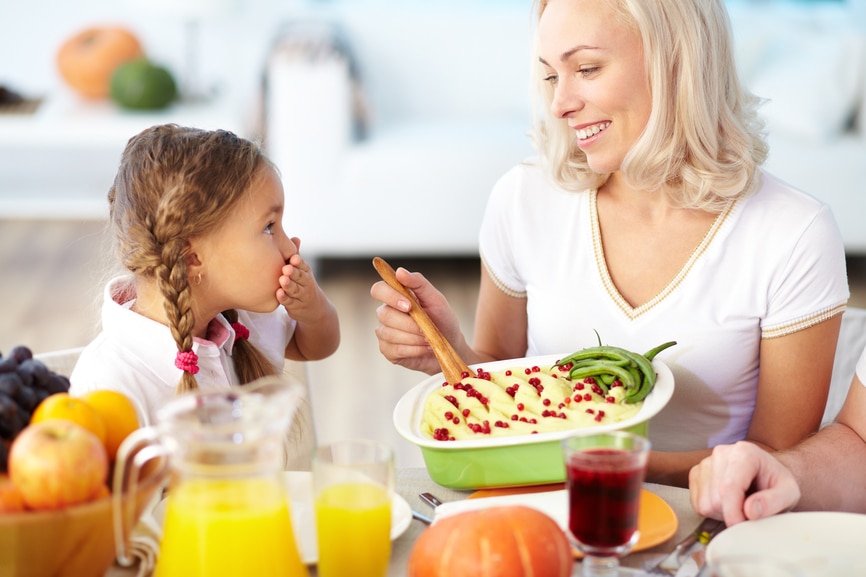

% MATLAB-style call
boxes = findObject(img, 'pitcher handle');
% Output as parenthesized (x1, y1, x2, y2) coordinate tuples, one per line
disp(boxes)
(112, 426, 168, 567)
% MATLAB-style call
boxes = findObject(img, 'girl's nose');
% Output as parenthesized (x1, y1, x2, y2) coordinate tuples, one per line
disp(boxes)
(279, 231, 298, 262)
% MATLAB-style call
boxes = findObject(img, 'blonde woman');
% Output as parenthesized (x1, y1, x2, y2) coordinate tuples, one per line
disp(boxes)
(371, 0, 847, 486)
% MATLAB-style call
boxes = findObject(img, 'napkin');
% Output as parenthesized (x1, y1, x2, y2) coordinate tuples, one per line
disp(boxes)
(124, 497, 163, 577)
(433, 490, 569, 529)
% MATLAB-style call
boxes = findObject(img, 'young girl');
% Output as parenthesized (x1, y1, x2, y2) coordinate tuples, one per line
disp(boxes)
(70, 124, 340, 447)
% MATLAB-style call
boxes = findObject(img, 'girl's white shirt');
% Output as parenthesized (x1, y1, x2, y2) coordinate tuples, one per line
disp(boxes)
(70, 275, 296, 426)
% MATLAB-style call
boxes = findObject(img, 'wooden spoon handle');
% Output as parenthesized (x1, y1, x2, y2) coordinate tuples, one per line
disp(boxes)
(372, 257, 473, 383)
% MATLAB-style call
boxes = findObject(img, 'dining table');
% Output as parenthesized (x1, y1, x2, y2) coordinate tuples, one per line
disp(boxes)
(106, 467, 705, 577)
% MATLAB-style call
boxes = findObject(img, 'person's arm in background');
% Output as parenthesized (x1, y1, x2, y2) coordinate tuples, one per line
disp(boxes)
(653, 315, 841, 488)
(776, 374, 866, 512)
(690, 371, 866, 525)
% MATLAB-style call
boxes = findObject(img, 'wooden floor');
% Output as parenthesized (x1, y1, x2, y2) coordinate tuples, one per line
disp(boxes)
(3, 219, 866, 467)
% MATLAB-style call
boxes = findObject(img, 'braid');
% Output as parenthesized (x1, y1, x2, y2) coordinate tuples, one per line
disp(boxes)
(222, 309, 280, 384)
(155, 239, 198, 393)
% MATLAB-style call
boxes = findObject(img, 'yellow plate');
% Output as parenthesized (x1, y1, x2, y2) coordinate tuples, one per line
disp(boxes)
(469, 484, 678, 558)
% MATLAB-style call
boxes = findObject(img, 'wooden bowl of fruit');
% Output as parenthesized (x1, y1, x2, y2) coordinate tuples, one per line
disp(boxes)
(0, 346, 168, 577)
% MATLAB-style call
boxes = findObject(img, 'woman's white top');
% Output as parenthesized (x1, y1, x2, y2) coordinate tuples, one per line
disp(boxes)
(70, 276, 296, 426)
(479, 162, 849, 451)
(856, 346, 866, 387)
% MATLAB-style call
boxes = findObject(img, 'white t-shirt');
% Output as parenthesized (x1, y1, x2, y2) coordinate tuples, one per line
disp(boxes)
(856, 346, 866, 387)
(70, 276, 296, 426)
(479, 162, 849, 451)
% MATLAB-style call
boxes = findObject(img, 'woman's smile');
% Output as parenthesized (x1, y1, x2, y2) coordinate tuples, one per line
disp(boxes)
(572, 121, 611, 145)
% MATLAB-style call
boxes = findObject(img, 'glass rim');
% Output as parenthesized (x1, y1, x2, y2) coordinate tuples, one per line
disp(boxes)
(560, 429, 651, 453)
(313, 438, 395, 465)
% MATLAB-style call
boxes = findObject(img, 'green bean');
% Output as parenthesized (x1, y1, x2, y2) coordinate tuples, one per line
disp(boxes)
(553, 339, 677, 404)
(557, 346, 637, 367)
(644, 341, 677, 361)
(567, 362, 636, 394)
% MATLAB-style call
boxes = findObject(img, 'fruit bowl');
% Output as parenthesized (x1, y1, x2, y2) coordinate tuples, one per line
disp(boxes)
(0, 451, 168, 577)
(393, 354, 674, 490)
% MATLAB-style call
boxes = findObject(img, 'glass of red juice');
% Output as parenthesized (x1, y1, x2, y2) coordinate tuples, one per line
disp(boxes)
(562, 431, 650, 577)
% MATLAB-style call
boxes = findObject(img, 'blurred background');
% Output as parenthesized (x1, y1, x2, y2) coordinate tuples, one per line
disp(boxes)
(1, 0, 865, 467)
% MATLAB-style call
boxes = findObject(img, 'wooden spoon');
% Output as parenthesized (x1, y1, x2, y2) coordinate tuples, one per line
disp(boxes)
(372, 257, 473, 383)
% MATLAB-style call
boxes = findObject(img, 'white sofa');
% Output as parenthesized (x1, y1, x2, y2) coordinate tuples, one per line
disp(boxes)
(265, 1, 866, 264)
(264, 3, 536, 263)
(728, 2, 866, 255)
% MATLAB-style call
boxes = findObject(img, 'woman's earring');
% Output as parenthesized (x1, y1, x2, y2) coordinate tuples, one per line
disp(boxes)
(195, 273, 202, 286)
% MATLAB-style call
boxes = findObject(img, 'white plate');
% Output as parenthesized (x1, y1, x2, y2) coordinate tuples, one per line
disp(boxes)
(394, 354, 675, 450)
(152, 471, 412, 565)
(706, 511, 866, 576)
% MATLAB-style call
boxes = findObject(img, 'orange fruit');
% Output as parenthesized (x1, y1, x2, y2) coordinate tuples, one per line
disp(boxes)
(93, 484, 111, 500)
(31, 393, 106, 446)
(80, 390, 141, 460)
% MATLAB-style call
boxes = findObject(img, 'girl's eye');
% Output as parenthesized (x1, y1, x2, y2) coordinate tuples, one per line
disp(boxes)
(264, 222, 275, 235)
(543, 74, 558, 86)
(579, 66, 599, 78)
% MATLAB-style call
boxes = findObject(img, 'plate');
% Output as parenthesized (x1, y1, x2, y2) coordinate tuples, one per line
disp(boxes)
(152, 471, 412, 565)
(706, 512, 866, 576)
(432, 483, 678, 558)
(393, 355, 675, 489)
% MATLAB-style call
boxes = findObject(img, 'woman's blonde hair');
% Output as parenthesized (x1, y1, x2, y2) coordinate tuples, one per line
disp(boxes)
(531, 0, 768, 211)
(109, 124, 279, 393)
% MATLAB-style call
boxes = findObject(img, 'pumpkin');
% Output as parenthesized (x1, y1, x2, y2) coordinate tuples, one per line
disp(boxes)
(56, 26, 144, 100)
(407, 505, 574, 577)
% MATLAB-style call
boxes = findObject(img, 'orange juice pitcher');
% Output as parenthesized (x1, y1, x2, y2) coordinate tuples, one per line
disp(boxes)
(113, 377, 309, 577)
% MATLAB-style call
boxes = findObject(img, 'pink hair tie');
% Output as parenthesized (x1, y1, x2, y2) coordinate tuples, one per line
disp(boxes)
(231, 322, 250, 342)
(175, 350, 200, 375)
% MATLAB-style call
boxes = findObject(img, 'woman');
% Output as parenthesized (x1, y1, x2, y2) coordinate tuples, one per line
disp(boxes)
(371, 0, 847, 486)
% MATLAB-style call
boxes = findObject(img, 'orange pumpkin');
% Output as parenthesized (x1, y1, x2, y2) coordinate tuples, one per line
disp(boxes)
(56, 26, 144, 99)
(408, 505, 574, 577)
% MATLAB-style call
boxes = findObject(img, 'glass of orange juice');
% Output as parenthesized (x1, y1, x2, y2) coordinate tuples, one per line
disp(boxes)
(313, 439, 394, 577)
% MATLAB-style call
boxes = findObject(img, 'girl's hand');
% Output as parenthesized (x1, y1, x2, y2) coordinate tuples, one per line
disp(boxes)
(278, 239, 340, 360)
(371, 266, 468, 375)
(277, 242, 328, 321)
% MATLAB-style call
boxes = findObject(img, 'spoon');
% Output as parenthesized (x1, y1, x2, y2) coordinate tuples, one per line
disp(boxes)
(372, 257, 473, 384)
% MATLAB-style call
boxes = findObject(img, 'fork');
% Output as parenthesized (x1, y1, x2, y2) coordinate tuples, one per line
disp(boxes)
(419, 492, 444, 509)
(646, 518, 725, 575)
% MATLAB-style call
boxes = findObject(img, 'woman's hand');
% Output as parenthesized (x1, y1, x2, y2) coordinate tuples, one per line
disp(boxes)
(370, 266, 469, 375)
(689, 441, 801, 526)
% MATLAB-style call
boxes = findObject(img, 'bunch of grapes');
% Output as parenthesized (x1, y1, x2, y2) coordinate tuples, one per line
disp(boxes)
(0, 345, 70, 471)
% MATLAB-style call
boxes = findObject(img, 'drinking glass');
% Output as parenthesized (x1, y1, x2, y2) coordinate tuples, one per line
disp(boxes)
(562, 431, 650, 577)
(312, 439, 394, 577)
(704, 555, 802, 577)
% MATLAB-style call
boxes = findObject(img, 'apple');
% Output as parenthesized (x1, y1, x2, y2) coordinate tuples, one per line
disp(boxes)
(110, 58, 178, 111)
(8, 420, 108, 510)
(0, 474, 26, 513)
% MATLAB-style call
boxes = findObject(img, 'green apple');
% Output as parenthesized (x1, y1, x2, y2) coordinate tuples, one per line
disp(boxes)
(110, 58, 178, 111)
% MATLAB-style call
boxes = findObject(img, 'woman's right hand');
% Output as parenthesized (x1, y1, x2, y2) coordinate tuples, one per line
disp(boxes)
(370, 266, 468, 375)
